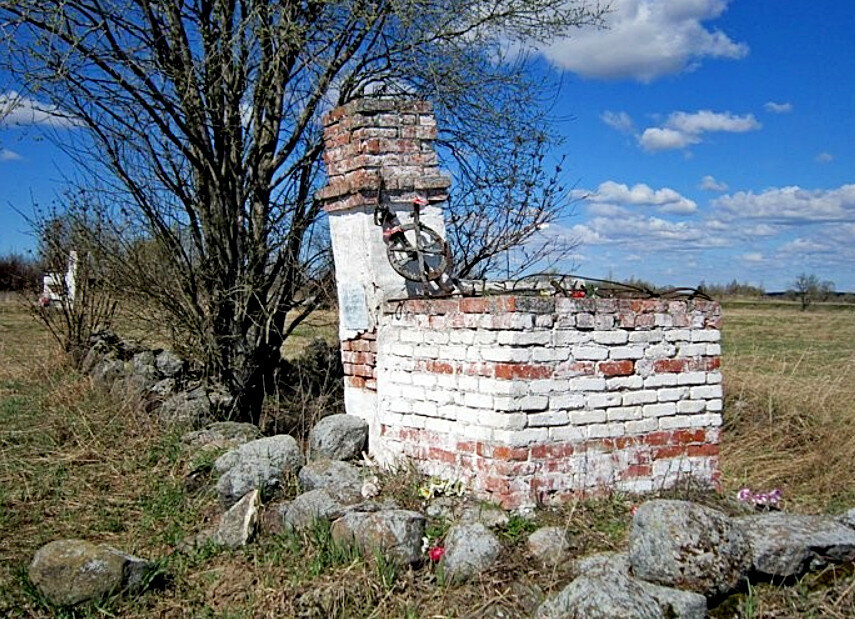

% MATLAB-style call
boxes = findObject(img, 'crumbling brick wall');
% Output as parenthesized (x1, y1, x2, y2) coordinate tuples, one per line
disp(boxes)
(319, 97, 723, 508)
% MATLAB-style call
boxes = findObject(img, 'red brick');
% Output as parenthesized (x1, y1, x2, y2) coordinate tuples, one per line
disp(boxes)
(643, 431, 672, 446)
(456, 441, 477, 454)
(492, 445, 529, 461)
(598, 360, 635, 377)
(346, 376, 365, 389)
(428, 447, 457, 465)
(426, 360, 455, 374)
(699, 356, 721, 370)
(494, 363, 553, 380)
(687, 444, 720, 457)
(459, 297, 489, 313)
(653, 358, 690, 373)
(622, 464, 653, 478)
(531, 443, 574, 460)
(672, 429, 707, 444)
(654, 446, 686, 460)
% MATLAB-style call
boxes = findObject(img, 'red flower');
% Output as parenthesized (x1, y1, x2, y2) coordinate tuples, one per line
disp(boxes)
(571, 290, 586, 298)
(428, 545, 445, 562)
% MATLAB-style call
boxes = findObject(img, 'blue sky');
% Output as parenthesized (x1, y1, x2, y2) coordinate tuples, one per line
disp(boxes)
(1, 0, 853, 290)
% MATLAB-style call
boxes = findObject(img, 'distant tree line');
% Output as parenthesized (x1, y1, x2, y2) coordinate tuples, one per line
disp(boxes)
(0, 254, 39, 292)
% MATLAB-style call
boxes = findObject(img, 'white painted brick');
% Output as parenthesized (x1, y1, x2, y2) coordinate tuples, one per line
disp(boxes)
(424, 416, 453, 434)
(645, 344, 676, 358)
(454, 406, 481, 424)
(690, 385, 723, 399)
(493, 396, 519, 411)
(380, 411, 405, 426)
(626, 418, 658, 435)
(401, 415, 427, 429)
(677, 372, 707, 386)
(527, 411, 570, 427)
(707, 371, 723, 384)
(400, 385, 426, 400)
(474, 331, 498, 345)
(588, 392, 623, 409)
(588, 423, 625, 438)
(464, 347, 482, 362)
(607, 406, 642, 421)
(449, 330, 475, 345)
(553, 331, 591, 345)
(424, 331, 450, 345)
(411, 373, 437, 388)
(617, 478, 654, 493)
(498, 331, 551, 346)
(706, 344, 722, 356)
(479, 411, 527, 430)
(481, 347, 531, 363)
(592, 330, 628, 345)
(464, 392, 493, 409)
(571, 409, 607, 424)
(644, 374, 678, 387)
(530, 379, 568, 395)
(549, 425, 586, 442)
(445, 345, 468, 360)
(643, 402, 677, 418)
(610, 345, 645, 360)
(594, 314, 615, 330)
(535, 315, 554, 328)
(570, 377, 607, 392)
(572, 346, 608, 361)
(399, 330, 424, 343)
(554, 315, 576, 329)
(606, 375, 644, 391)
(412, 400, 438, 417)
(691, 330, 721, 342)
(480, 378, 527, 396)
(654, 314, 674, 327)
(657, 414, 693, 430)
(677, 343, 707, 357)
(533, 347, 571, 362)
(389, 343, 414, 357)
(664, 330, 692, 342)
(461, 424, 493, 441)
(677, 400, 706, 414)
(550, 393, 586, 410)
(386, 398, 412, 414)
(436, 404, 458, 420)
(435, 374, 457, 389)
(629, 331, 664, 343)
(493, 428, 550, 447)
(458, 375, 480, 391)
(706, 399, 723, 412)
(623, 390, 658, 405)
(515, 395, 550, 411)
(658, 387, 688, 402)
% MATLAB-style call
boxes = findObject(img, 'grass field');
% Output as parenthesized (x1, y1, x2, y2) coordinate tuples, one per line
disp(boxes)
(1, 298, 855, 617)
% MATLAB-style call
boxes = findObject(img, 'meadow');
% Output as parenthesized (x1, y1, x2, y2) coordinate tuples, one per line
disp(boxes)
(1, 296, 854, 617)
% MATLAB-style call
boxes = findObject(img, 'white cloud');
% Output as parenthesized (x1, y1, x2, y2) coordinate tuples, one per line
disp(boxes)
(700, 175, 728, 191)
(741, 252, 765, 263)
(713, 184, 855, 224)
(586, 180, 698, 214)
(0, 148, 22, 162)
(540, 0, 748, 82)
(639, 110, 760, 152)
(815, 152, 834, 164)
(764, 101, 793, 114)
(0, 91, 81, 128)
(601, 110, 635, 134)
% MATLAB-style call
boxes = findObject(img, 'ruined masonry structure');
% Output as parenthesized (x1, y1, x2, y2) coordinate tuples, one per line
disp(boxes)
(319, 98, 723, 508)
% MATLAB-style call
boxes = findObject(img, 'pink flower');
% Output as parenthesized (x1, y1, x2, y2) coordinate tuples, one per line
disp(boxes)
(428, 545, 445, 562)
(571, 290, 586, 298)
(630, 504, 639, 516)
(737, 488, 754, 502)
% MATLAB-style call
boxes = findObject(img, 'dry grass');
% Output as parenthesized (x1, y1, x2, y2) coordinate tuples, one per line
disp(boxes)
(2, 300, 855, 617)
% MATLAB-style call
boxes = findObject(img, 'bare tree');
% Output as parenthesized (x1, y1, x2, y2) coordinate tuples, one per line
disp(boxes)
(789, 273, 835, 311)
(0, 0, 605, 421)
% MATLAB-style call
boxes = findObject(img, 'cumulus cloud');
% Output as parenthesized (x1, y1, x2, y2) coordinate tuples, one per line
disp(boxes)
(764, 101, 793, 114)
(700, 175, 728, 191)
(638, 110, 760, 152)
(540, 0, 748, 82)
(0, 91, 81, 128)
(741, 252, 765, 263)
(572, 214, 727, 251)
(601, 110, 635, 134)
(0, 148, 22, 162)
(585, 180, 698, 214)
(815, 152, 834, 164)
(713, 184, 855, 224)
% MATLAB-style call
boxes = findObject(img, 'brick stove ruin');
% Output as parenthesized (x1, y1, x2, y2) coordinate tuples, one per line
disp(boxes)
(319, 98, 723, 508)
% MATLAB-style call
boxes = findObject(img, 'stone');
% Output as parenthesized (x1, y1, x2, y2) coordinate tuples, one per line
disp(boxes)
(331, 509, 426, 566)
(284, 489, 349, 531)
(576, 553, 708, 619)
(29, 539, 151, 607)
(837, 508, 855, 530)
(528, 527, 570, 566)
(155, 350, 185, 377)
(629, 500, 751, 598)
(308, 414, 368, 461)
(209, 489, 260, 548)
(131, 351, 158, 380)
(259, 501, 291, 536)
(442, 522, 502, 582)
(214, 435, 304, 507)
(149, 378, 176, 398)
(91, 358, 125, 389)
(459, 503, 510, 528)
(158, 390, 213, 427)
(537, 554, 663, 619)
(182, 422, 262, 452)
(298, 458, 363, 501)
(735, 512, 855, 578)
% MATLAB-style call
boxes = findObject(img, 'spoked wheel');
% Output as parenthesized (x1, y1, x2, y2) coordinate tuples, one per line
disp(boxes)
(386, 222, 451, 283)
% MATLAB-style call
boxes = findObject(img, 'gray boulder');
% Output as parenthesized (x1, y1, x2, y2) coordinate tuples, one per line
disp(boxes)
(155, 350, 185, 377)
(331, 509, 425, 566)
(442, 522, 502, 582)
(158, 390, 213, 427)
(91, 358, 125, 389)
(284, 489, 349, 531)
(459, 503, 510, 528)
(576, 553, 708, 619)
(308, 414, 368, 461)
(736, 512, 855, 578)
(182, 422, 262, 453)
(214, 435, 304, 507)
(837, 508, 855, 530)
(209, 489, 260, 548)
(528, 527, 570, 566)
(29, 539, 151, 607)
(298, 458, 362, 499)
(131, 351, 158, 380)
(629, 500, 751, 598)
